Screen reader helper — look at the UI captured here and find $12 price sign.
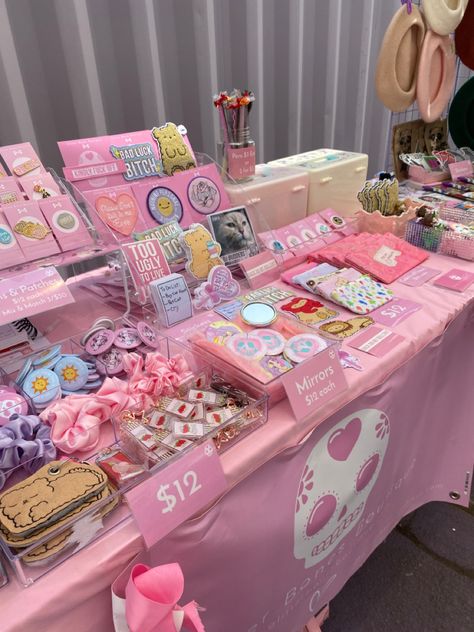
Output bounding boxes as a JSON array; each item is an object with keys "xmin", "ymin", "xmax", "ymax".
[{"xmin": 125, "ymin": 440, "xmax": 227, "ymax": 548}]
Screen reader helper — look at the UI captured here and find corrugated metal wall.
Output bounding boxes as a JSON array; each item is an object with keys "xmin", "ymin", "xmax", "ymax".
[{"xmin": 0, "ymin": 0, "xmax": 405, "ymax": 175}]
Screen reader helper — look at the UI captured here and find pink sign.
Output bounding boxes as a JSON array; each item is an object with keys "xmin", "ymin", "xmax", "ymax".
[
  {"xmin": 434, "ymin": 268, "xmax": 474, "ymax": 292},
  {"xmin": 281, "ymin": 345, "xmax": 347, "ymax": 421},
  {"xmin": 0, "ymin": 266, "xmax": 74, "ymax": 325},
  {"xmin": 126, "ymin": 440, "xmax": 227, "ymax": 548},
  {"xmin": 122, "ymin": 238, "xmax": 171, "ymax": 303},
  {"xmin": 227, "ymin": 146, "xmax": 256, "ymax": 180},
  {"xmin": 349, "ymin": 326, "xmax": 405, "ymax": 357},
  {"xmin": 398, "ymin": 265, "xmax": 441, "ymax": 286},
  {"xmin": 240, "ymin": 251, "xmax": 279, "ymax": 289},
  {"xmin": 370, "ymin": 297, "xmax": 422, "ymax": 327},
  {"xmin": 449, "ymin": 160, "xmax": 473, "ymax": 180},
  {"xmin": 63, "ymin": 160, "xmax": 126, "ymax": 182}
]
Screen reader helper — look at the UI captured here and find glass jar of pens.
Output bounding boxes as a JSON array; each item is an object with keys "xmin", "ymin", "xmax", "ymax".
[{"xmin": 213, "ymin": 90, "xmax": 256, "ymax": 183}]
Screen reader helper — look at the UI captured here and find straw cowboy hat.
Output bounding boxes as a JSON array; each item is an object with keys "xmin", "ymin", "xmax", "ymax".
[
  {"xmin": 448, "ymin": 77, "xmax": 474, "ymax": 148},
  {"xmin": 375, "ymin": 5, "xmax": 426, "ymax": 112},
  {"xmin": 416, "ymin": 30, "xmax": 456, "ymax": 122},
  {"xmin": 422, "ymin": 0, "xmax": 468, "ymax": 36},
  {"xmin": 455, "ymin": 0, "xmax": 474, "ymax": 69}
]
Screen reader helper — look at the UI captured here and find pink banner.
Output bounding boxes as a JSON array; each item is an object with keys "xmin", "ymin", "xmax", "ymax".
[{"xmin": 147, "ymin": 306, "xmax": 474, "ymax": 631}]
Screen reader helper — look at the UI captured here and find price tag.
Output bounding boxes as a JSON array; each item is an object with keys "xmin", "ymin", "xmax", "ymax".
[
  {"xmin": 370, "ymin": 297, "xmax": 422, "ymax": 327},
  {"xmin": 125, "ymin": 440, "xmax": 227, "ymax": 547},
  {"xmin": 449, "ymin": 160, "xmax": 473, "ymax": 180},
  {"xmin": 0, "ymin": 266, "xmax": 74, "ymax": 326},
  {"xmin": 281, "ymin": 346, "xmax": 348, "ymax": 422}
]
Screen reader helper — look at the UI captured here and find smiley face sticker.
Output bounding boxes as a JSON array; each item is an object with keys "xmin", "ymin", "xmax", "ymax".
[{"xmin": 147, "ymin": 186, "xmax": 183, "ymax": 224}]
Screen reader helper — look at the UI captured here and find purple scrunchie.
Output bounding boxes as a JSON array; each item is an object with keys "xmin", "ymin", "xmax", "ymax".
[{"xmin": 0, "ymin": 414, "xmax": 56, "ymax": 490}]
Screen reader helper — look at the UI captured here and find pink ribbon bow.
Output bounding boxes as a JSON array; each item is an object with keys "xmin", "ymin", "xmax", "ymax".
[{"xmin": 125, "ymin": 563, "xmax": 205, "ymax": 632}]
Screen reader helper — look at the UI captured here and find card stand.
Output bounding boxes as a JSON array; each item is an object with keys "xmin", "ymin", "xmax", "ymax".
[
  {"xmin": 405, "ymin": 219, "xmax": 474, "ymax": 261},
  {"xmin": 0, "ymin": 169, "xmax": 114, "ymax": 278},
  {"xmin": 113, "ymin": 336, "xmax": 268, "ymax": 472},
  {"xmin": 0, "ymin": 449, "xmax": 132, "ymax": 587},
  {"xmin": 187, "ymin": 313, "xmax": 339, "ymax": 407}
]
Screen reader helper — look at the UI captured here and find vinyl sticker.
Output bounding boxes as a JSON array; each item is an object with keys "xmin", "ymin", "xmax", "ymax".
[{"xmin": 147, "ymin": 186, "xmax": 183, "ymax": 224}]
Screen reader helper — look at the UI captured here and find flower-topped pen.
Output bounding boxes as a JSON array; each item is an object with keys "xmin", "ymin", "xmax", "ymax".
[{"xmin": 213, "ymin": 89, "xmax": 256, "ymax": 182}]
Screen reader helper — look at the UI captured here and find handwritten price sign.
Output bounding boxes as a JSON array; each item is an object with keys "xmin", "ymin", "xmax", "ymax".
[{"xmin": 126, "ymin": 441, "xmax": 227, "ymax": 547}]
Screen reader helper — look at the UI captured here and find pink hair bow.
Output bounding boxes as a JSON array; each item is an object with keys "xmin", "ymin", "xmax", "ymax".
[{"xmin": 124, "ymin": 563, "xmax": 205, "ymax": 632}]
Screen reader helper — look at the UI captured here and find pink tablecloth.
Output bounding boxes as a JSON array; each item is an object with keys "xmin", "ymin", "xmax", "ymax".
[{"xmin": 0, "ymin": 253, "xmax": 473, "ymax": 632}]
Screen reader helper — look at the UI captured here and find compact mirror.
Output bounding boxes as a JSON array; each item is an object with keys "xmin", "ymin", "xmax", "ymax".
[{"xmin": 240, "ymin": 302, "xmax": 277, "ymax": 327}]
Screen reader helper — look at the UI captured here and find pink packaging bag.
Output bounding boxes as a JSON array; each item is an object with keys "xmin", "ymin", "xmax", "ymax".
[
  {"xmin": 0, "ymin": 209, "xmax": 26, "ymax": 268},
  {"xmin": 82, "ymin": 185, "xmax": 148, "ymax": 241},
  {"xmin": 19, "ymin": 173, "xmax": 61, "ymax": 201},
  {"xmin": 58, "ymin": 130, "xmax": 163, "ymax": 192},
  {"xmin": 0, "ymin": 177, "xmax": 25, "ymax": 206},
  {"xmin": 39, "ymin": 195, "xmax": 93, "ymax": 251},
  {"xmin": 0, "ymin": 142, "xmax": 46, "ymax": 178},
  {"xmin": 3, "ymin": 201, "xmax": 60, "ymax": 260},
  {"xmin": 346, "ymin": 234, "xmax": 428, "ymax": 284},
  {"xmin": 132, "ymin": 163, "xmax": 230, "ymax": 229},
  {"xmin": 331, "ymin": 276, "xmax": 393, "ymax": 313}
]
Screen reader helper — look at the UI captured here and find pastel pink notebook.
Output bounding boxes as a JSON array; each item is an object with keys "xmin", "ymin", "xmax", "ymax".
[{"xmin": 346, "ymin": 234, "xmax": 428, "ymax": 284}]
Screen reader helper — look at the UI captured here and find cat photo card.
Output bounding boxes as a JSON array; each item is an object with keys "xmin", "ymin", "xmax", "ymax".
[{"xmin": 207, "ymin": 205, "xmax": 259, "ymax": 266}]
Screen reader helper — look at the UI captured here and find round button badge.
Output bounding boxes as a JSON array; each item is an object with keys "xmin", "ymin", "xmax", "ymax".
[
  {"xmin": 114, "ymin": 327, "xmax": 141, "ymax": 349},
  {"xmin": 252, "ymin": 329, "xmax": 286, "ymax": 355},
  {"xmin": 147, "ymin": 187, "xmax": 183, "ymax": 224},
  {"xmin": 23, "ymin": 369, "xmax": 61, "ymax": 404},
  {"xmin": 284, "ymin": 334, "xmax": 328, "ymax": 364},
  {"xmin": 54, "ymin": 356, "xmax": 89, "ymax": 391},
  {"xmin": 136, "ymin": 321, "xmax": 160, "ymax": 349},
  {"xmin": 187, "ymin": 176, "xmax": 221, "ymax": 214},
  {"xmin": 85, "ymin": 328, "xmax": 115, "ymax": 356},
  {"xmin": 96, "ymin": 348, "xmax": 125, "ymax": 376},
  {"xmin": 225, "ymin": 333, "xmax": 267, "ymax": 361},
  {"xmin": 0, "ymin": 392, "xmax": 28, "ymax": 424}
]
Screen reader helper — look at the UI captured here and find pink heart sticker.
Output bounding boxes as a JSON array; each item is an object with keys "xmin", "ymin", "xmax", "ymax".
[
  {"xmin": 208, "ymin": 265, "xmax": 240, "ymax": 300},
  {"xmin": 95, "ymin": 193, "xmax": 138, "ymax": 236},
  {"xmin": 327, "ymin": 417, "xmax": 361, "ymax": 461}
]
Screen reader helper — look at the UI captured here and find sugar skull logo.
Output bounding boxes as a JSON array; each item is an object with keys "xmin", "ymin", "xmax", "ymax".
[{"xmin": 294, "ymin": 408, "xmax": 389, "ymax": 568}]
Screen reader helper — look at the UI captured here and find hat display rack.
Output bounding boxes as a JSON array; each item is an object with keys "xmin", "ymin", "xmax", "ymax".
[{"xmin": 382, "ymin": 0, "xmax": 474, "ymax": 172}]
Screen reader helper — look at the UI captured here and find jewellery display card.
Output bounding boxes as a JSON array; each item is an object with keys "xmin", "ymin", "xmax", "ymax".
[
  {"xmin": 0, "ymin": 142, "xmax": 46, "ymax": 178},
  {"xmin": 0, "ymin": 177, "xmax": 25, "ymax": 206},
  {"xmin": 19, "ymin": 173, "xmax": 61, "ymax": 201},
  {"xmin": 39, "ymin": 195, "xmax": 93, "ymax": 251},
  {"xmin": 0, "ymin": 209, "xmax": 26, "ymax": 269},
  {"xmin": 3, "ymin": 201, "xmax": 61, "ymax": 260},
  {"xmin": 132, "ymin": 163, "xmax": 231, "ymax": 229}
]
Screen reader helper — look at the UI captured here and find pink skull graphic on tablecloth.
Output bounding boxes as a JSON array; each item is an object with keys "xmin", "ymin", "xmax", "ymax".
[{"xmin": 294, "ymin": 408, "xmax": 389, "ymax": 568}]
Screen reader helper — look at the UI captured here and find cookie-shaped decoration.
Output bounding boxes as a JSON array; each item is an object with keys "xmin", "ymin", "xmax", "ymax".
[
  {"xmin": 151, "ymin": 122, "xmax": 196, "ymax": 176},
  {"xmin": 0, "ymin": 460, "xmax": 107, "ymax": 537}
]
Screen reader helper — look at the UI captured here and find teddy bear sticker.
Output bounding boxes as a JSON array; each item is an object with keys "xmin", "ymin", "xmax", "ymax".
[{"xmin": 151, "ymin": 123, "xmax": 196, "ymax": 176}]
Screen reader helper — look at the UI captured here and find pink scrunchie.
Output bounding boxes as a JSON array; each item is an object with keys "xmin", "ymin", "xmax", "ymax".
[{"xmin": 40, "ymin": 377, "xmax": 137, "ymax": 454}]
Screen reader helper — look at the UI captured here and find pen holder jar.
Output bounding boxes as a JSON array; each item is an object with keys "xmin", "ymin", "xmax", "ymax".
[{"xmin": 218, "ymin": 138, "xmax": 256, "ymax": 183}]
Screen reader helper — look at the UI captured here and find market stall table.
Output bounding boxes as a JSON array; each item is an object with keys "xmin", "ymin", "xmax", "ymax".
[{"xmin": 0, "ymin": 253, "xmax": 473, "ymax": 632}]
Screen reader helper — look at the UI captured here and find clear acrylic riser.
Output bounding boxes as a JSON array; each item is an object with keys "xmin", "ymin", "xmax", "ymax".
[{"xmin": 0, "ymin": 336, "xmax": 267, "ymax": 585}]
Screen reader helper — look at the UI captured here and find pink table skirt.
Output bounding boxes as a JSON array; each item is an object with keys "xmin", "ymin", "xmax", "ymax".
[{"xmin": 0, "ymin": 253, "xmax": 473, "ymax": 632}]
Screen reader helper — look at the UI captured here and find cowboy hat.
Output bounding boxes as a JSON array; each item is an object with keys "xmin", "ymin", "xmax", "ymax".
[
  {"xmin": 375, "ymin": 4, "xmax": 426, "ymax": 112},
  {"xmin": 416, "ymin": 30, "xmax": 456, "ymax": 122},
  {"xmin": 455, "ymin": 0, "xmax": 474, "ymax": 69},
  {"xmin": 448, "ymin": 77, "xmax": 474, "ymax": 148},
  {"xmin": 422, "ymin": 0, "xmax": 468, "ymax": 36}
]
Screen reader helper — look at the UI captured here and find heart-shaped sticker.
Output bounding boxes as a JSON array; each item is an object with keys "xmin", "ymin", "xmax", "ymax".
[
  {"xmin": 95, "ymin": 193, "xmax": 138, "ymax": 236},
  {"xmin": 327, "ymin": 417, "xmax": 361, "ymax": 461},
  {"xmin": 207, "ymin": 265, "xmax": 240, "ymax": 300}
]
